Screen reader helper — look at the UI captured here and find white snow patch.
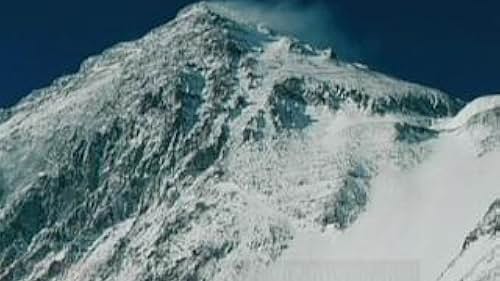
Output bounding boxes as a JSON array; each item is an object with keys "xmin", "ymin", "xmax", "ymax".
[{"xmin": 255, "ymin": 133, "xmax": 500, "ymax": 281}]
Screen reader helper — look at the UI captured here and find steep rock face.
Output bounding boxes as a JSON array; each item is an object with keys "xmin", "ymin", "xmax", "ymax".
[
  {"xmin": 463, "ymin": 199, "xmax": 500, "ymax": 251},
  {"xmin": 440, "ymin": 199, "xmax": 500, "ymax": 281},
  {"xmin": 0, "ymin": 5, "xmax": 255, "ymax": 280},
  {"xmin": 0, "ymin": 2, "xmax": 497, "ymax": 281}
]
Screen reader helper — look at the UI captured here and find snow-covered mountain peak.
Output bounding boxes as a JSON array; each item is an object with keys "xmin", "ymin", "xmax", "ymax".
[
  {"xmin": 0, "ymin": 2, "xmax": 498, "ymax": 281},
  {"xmin": 3, "ymin": 0, "xmax": 464, "ymax": 125}
]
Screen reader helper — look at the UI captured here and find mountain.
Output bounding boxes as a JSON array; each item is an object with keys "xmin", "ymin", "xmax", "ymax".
[{"xmin": 0, "ymin": 2, "xmax": 498, "ymax": 281}]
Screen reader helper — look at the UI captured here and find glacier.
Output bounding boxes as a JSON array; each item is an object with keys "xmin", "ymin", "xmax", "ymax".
[{"xmin": 0, "ymin": 2, "xmax": 498, "ymax": 281}]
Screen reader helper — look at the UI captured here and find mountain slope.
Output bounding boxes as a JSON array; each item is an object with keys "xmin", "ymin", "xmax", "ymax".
[
  {"xmin": 0, "ymin": 2, "xmax": 498, "ymax": 281},
  {"xmin": 439, "ymin": 199, "xmax": 500, "ymax": 281}
]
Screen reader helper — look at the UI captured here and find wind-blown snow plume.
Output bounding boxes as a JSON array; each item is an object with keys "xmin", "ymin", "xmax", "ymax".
[{"xmin": 208, "ymin": 0, "xmax": 362, "ymax": 60}]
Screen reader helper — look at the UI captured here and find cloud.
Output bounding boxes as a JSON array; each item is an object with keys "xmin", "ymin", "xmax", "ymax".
[{"xmin": 208, "ymin": 0, "xmax": 363, "ymax": 61}]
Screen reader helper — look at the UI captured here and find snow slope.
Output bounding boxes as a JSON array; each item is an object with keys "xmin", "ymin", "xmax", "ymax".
[
  {"xmin": 436, "ymin": 95, "xmax": 500, "ymax": 130},
  {"xmin": 0, "ymin": 2, "xmax": 498, "ymax": 281},
  {"xmin": 255, "ymin": 134, "xmax": 500, "ymax": 281}
]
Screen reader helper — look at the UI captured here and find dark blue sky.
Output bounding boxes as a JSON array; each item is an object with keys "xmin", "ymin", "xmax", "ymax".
[{"xmin": 1, "ymin": 0, "xmax": 499, "ymax": 108}]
